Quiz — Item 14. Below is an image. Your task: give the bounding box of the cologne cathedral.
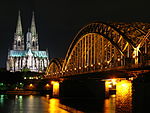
[6,12,49,72]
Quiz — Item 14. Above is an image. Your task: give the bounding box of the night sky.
[0,0,149,68]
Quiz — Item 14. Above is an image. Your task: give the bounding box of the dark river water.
[0,94,118,113]
[0,79,149,113]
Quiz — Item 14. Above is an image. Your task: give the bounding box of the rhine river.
[0,94,116,113]
[0,80,149,113]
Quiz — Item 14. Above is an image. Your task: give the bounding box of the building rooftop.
[9,50,48,58]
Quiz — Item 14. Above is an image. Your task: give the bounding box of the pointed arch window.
[18,41,21,46]
[33,41,35,46]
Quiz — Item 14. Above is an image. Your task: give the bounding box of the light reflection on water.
[0,80,134,113]
[0,93,133,113]
[116,80,132,113]
[104,95,116,113]
[0,95,4,105]
[0,95,84,113]
[48,98,68,113]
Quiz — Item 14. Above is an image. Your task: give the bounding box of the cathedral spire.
[13,11,24,50]
[16,11,22,35]
[31,12,37,36]
[29,11,39,51]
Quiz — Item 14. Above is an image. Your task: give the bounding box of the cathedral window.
[33,41,35,46]
[18,41,21,46]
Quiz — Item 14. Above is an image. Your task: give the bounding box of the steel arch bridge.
[45,58,63,76]
[46,22,150,78]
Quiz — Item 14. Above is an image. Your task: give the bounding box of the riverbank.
[0,90,52,95]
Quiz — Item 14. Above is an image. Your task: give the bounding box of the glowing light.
[0,83,4,86]
[46,94,50,98]
[117,80,131,90]
[19,95,23,100]
[29,95,33,99]
[132,54,136,58]
[51,81,59,86]
[48,98,59,113]
[121,83,128,87]
[111,79,117,85]
[117,58,120,61]
[104,94,116,113]
[45,83,50,87]
[129,77,134,81]
[91,64,93,67]
[105,79,118,97]
[105,81,111,97]
[116,80,132,113]
[51,81,59,97]
[51,81,55,85]
[0,95,4,104]
[29,84,33,87]
[98,62,101,65]
[108,84,112,88]
[15,87,18,90]
[85,66,87,68]
[105,79,117,89]
[79,67,81,69]
[15,95,18,99]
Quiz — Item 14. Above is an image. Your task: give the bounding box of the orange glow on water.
[116,80,132,113]
[116,80,131,95]
[48,98,75,113]
[104,95,116,113]
[48,98,59,113]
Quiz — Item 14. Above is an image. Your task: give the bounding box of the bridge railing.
[45,62,150,79]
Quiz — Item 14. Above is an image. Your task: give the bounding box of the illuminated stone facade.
[6,11,49,72]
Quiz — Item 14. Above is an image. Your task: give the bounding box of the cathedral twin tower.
[7,11,49,72]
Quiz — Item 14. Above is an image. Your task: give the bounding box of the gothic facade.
[6,11,49,72]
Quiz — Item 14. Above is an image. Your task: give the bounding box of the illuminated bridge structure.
[46,22,150,79]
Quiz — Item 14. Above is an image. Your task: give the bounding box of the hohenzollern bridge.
[45,22,150,79]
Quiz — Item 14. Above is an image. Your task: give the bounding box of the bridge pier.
[51,81,60,97]
[132,73,150,113]
[59,79,105,99]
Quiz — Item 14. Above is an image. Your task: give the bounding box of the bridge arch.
[62,22,150,74]
[63,22,131,71]
[45,22,149,78]
[46,58,63,77]
[110,22,150,47]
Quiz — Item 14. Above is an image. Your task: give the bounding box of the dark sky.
[0,0,149,68]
